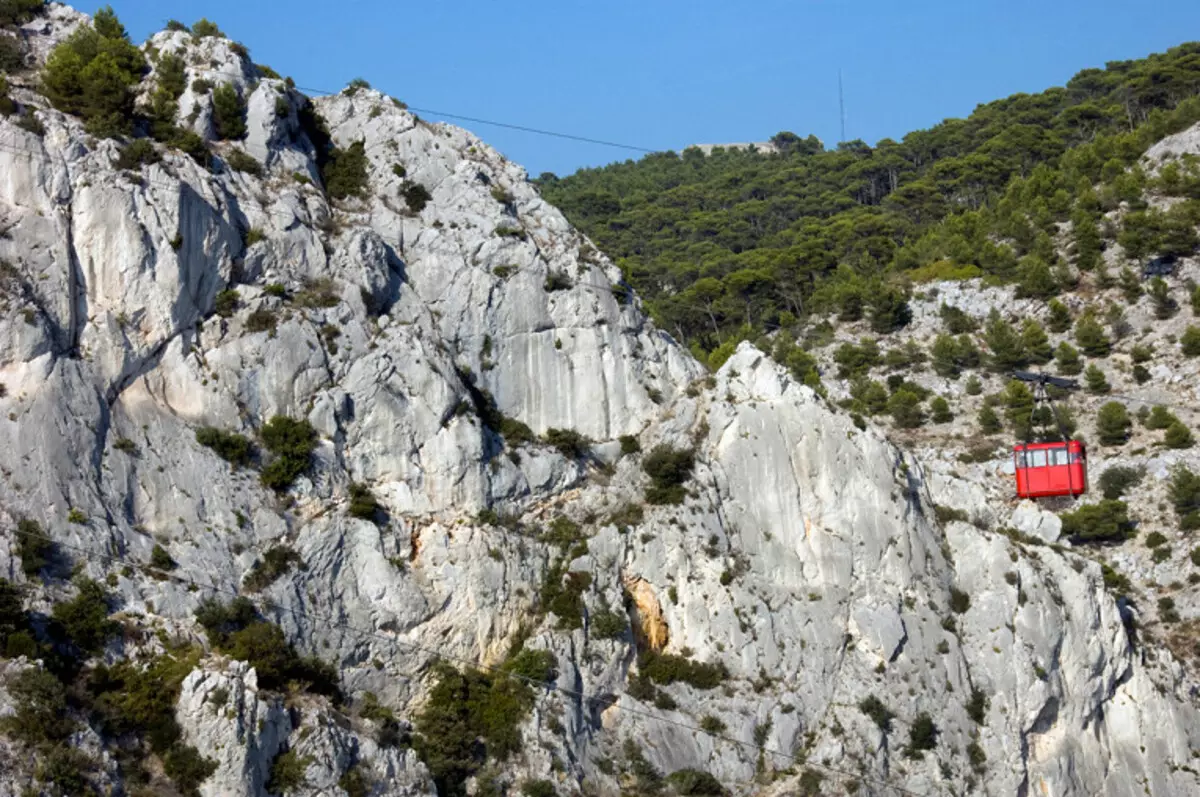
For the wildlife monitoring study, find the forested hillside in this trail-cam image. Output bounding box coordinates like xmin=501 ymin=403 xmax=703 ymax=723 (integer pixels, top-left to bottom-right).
xmin=537 ymin=43 xmax=1200 ymax=365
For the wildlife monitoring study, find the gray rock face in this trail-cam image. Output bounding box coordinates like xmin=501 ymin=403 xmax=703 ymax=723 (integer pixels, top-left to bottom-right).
xmin=1 ymin=8 xmax=1199 ymax=797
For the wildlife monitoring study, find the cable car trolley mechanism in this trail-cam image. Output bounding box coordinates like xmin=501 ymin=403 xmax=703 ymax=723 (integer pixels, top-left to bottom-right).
xmin=1010 ymin=370 xmax=1087 ymax=500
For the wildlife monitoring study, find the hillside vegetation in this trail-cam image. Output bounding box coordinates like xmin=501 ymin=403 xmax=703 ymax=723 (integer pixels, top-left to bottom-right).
xmin=538 ymin=43 xmax=1200 ymax=364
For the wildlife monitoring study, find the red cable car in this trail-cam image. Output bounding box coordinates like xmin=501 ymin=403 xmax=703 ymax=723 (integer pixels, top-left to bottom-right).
xmin=1013 ymin=440 xmax=1087 ymax=498
xmin=1010 ymin=370 xmax=1088 ymax=500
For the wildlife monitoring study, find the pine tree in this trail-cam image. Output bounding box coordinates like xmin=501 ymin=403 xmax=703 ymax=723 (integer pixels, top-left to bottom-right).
xmin=212 ymin=83 xmax=247 ymax=140
xmin=1016 ymin=255 xmax=1058 ymax=299
xmin=887 ymin=390 xmax=925 ymax=429
xmin=1071 ymin=207 xmax=1102 ymax=272
xmin=1147 ymin=278 xmax=1178 ymax=319
xmin=1192 ymin=284 xmax=1200 ymax=316
xmin=1055 ymin=342 xmax=1083 ymax=375
xmin=1074 ymin=311 xmax=1111 ymax=357
xmin=1146 ymin=406 xmax=1179 ymax=430
xmin=984 ymin=310 xmax=1027 ymax=372
xmin=1021 ymin=320 xmax=1053 ymax=364
xmin=1118 ymin=268 xmax=1142 ymax=304
xmin=1181 ymin=326 xmax=1200 ymax=357
xmin=978 ymin=404 xmax=1002 ymax=434
xmin=1084 ymin=364 xmax=1111 ymax=394
xmin=931 ymin=334 xmax=961 ymax=378
xmin=1096 ymin=402 xmax=1132 ymax=446
xmin=1133 ymin=365 xmax=1151 ymax=384
xmin=1046 ymin=299 xmax=1072 ymax=333
xmin=965 ymin=375 xmax=983 ymax=396
xmin=930 ymin=397 xmax=953 ymax=424
xmin=1165 ymin=422 xmax=1195 ymax=450
xmin=999 ymin=381 xmax=1036 ymax=439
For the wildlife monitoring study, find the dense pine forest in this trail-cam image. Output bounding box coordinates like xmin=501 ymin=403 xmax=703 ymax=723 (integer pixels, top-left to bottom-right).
xmin=536 ymin=43 xmax=1200 ymax=366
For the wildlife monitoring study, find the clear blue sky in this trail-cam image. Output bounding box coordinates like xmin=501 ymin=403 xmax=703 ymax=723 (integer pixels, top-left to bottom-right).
xmin=109 ymin=0 xmax=1200 ymax=177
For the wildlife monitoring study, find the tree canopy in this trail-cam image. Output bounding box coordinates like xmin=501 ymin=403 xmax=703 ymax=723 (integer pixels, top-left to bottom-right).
xmin=537 ymin=42 xmax=1200 ymax=358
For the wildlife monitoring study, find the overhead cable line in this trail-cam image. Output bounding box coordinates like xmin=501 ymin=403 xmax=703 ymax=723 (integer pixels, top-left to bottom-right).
xmin=9 ymin=525 xmax=932 ymax=797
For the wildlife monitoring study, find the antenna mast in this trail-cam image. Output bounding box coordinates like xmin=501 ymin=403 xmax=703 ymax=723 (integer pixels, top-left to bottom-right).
xmin=838 ymin=69 xmax=846 ymax=144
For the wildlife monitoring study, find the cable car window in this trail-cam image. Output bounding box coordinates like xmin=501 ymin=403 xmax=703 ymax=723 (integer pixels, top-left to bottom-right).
xmin=1014 ymin=451 xmax=1026 ymax=468
xmin=1028 ymin=450 xmax=1048 ymax=468
xmin=1049 ymin=448 xmax=1070 ymax=466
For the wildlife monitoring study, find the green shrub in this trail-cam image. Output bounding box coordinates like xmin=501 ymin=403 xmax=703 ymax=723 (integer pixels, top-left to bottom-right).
xmin=323 ymin=140 xmax=369 ymax=199
xmin=833 ymin=338 xmax=881 ymax=378
xmin=414 ymin=660 xmax=542 ymax=797
xmin=495 ymin=225 xmax=526 ymax=239
xmin=1021 ymin=319 xmax=1053 ymax=363
xmin=163 ymin=745 xmax=218 ymax=796
xmin=949 ymin=587 xmax=970 ymax=613
xmin=1181 ymin=326 xmax=1200 ymax=357
xmin=171 ymin=129 xmax=211 ymax=166
xmin=146 ymin=51 xmax=186 ymax=140
xmin=1096 ymin=402 xmax=1132 ymax=446
xmin=521 ymin=779 xmax=556 ymax=797
xmin=666 ymin=768 xmax=725 ymax=796
xmin=40 ymin=7 xmax=146 ymax=137
xmin=0 ymin=578 xmax=29 ymax=646
xmin=544 ymin=428 xmax=590 ymax=459
xmin=259 ymin=415 xmax=318 ymax=491
xmin=858 ymin=694 xmax=895 ymax=732
xmin=2 ymin=667 xmax=75 ymax=743
xmin=1165 ymin=421 xmax=1195 ymax=449
xmin=1060 ymin=500 xmax=1134 ymax=543
xmin=698 ymin=714 xmax=726 ymax=734
xmin=242 ymin=545 xmax=306 ymax=592
xmin=1098 ymin=466 xmax=1144 ymax=500
xmin=0 ymin=73 xmax=14 ymax=116
xmin=195 ymin=426 xmax=253 ymax=466
xmin=15 ymin=518 xmax=54 ymax=577
xmin=402 ymin=182 xmax=432 ymax=212
xmin=977 ymin=404 xmax=1002 ymax=434
xmin=590 ymin=606 xmax=628 ymax=639
xmin=225 ymin=148 xmax=262 ymax=176
xmin=211 ymin=83 xmax=247 ymax=140
xmin=114 ymin=138 xmax=161 ymax=170
xmin=904 ymin=712 xmax=938 ymax=758
xmin=150 ymin=544 xmax=176 ymax=571
xmin=1145 ymin=531 xmax=1168 ymax=548
xmin=1046 ymin=299 xmax=1072 ymax=332
xmin=887 ymin=389 xmax=925 ymax=428
xmin=637 ymin=650 xmax=727 ymax=690
xmin=195 ymin=600 xmax=339 ymax=698
xmin=544 ymin=271 xmax=573 ymax=291
xmin=267 ymin=750 xmax=312 ymax=794
xmin=1146 ymin=405 xmax=1179 ymax=430
xmin=619 ymin=434 xmax=641 ymax=455
xmin=52 ymin=577 xmax=118 ymax=655
xmin=1132 ymin=364 xmax=1152 ymax=384
xmin=191 ymin=18 xmax=223 ymax=37
xmin=1083 ymin=364 xmax=1110 ymax=394
xmin=348 ymin=483 xmax=382 ymax=522
xmin=607 ymin=503 xmax=644 ymax=530
xmin=966 ymin=688 xmax=989 ymax=725
xmin=1074 ymin=311 xmax=1111 ymax=357
xmin=1054 ymin=342 xmax=1082 ymax=375
xmin=0 ymin=0 xmax=44 ymax=26
xmin=539 ymin=564 xmax=591 ymax=629
xmin=213 ymin=288 xmax=239 ymax=317
xmin=642 ymin=444 xmax=695 ymax=505
xmin=1169 ymin=465 xmax=1200 ymax=530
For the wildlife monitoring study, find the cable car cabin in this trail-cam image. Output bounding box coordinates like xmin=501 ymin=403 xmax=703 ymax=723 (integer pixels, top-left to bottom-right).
xmin=1013 ymin=441 xmax=1087 ymax=499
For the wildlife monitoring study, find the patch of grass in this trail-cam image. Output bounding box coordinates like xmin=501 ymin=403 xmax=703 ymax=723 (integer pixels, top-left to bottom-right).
xmin=245 ymin=307 xmax=278 ymax=334
xmin=348 ymin=483 xmax=383 ymax=523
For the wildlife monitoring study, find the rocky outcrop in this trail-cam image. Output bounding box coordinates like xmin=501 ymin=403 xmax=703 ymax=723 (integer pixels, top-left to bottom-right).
xmin=1 ymin=7 xmax=1199 ymax=797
